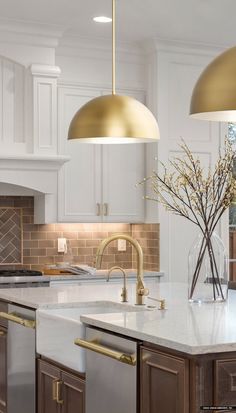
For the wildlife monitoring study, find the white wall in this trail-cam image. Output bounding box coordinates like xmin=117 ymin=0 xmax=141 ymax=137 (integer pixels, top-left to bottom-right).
xmin=145 ymin=41 xmax=229 ymax=281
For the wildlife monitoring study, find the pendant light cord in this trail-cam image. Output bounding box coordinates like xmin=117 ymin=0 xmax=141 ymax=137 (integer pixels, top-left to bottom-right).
xmin=112 ymin=0 xmax=116 ymax=95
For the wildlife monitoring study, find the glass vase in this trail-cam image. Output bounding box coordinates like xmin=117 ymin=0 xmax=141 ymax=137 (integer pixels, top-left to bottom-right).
xmin=188 ymin=231 xmax=228 ymax=303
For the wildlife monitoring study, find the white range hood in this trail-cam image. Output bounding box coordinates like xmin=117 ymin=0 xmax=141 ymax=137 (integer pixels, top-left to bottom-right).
xmin=0 ymin=154 xmax=70 ymax=223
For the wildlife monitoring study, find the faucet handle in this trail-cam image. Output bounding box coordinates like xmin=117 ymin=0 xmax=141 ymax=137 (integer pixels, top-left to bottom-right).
xmin=137 ymin=287 xmax=149 ymax=297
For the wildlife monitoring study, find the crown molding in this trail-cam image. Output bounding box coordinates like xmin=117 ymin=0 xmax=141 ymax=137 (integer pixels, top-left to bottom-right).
xmin=0 ymin=18 xmax=65 ymax=48
xmin=142 ymin=37 xmax=231 ymax=57
xmin=57 ymin=79 xmax=145 ymax=94
xmin=56 ymin=32 xmax=145 ymax=64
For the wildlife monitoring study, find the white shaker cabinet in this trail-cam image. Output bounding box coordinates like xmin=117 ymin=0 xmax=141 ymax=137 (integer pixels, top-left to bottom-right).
xmin=57 ymin=86 xmax=145 ymax=223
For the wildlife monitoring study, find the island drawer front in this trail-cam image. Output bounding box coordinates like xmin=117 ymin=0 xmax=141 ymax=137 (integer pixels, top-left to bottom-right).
xmin=140 ymin=346 xmax=189 ymax=413
xmin=214 ymin=358 xmax=236 ymax=405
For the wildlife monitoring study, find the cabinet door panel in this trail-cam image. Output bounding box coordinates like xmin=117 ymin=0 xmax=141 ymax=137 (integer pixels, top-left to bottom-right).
xmin=214 ymin=359 xmax=236 ymax=405
xmin=61 ymin=371 xmax=85 ymax=413
xmin=102 ymin=144 xmax=145 ymax=222
xmin=141 ymin=347 xmax=189 ymax=413
xmin=58 ymin=87 xmax=102 ymax=222
xmin=37 ymin=359 xmax=61 ymax=413
xmin=0 ymin=328 xmax=7 ymax=413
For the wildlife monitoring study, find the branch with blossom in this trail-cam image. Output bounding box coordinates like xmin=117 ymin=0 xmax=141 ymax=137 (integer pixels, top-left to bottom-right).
xmin=139 ymin=139 xmax=236 ymax=300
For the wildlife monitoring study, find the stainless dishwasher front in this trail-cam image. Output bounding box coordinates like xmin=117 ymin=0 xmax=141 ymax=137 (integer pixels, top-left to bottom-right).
xmin=0 ymin=303 xmax=36 ymax=413
xmin=84 ymin=326 xmax=138 ymax=413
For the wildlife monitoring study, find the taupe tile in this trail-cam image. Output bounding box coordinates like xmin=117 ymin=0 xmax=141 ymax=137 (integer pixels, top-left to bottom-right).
xmin=30 ymin=248 xmax=47 ymax=257
xmin=38 ymin=240 xmax=55 ymax=248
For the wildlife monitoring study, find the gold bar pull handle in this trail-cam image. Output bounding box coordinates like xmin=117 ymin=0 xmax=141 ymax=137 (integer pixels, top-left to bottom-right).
xmin=52 ymin=380 xmax=63 ymax=405
xmin=96 ymin=203 xmax=101 ymax=216
xmin=0 ymin=330 xmax=6 ymax=337
xmin=74 ymin=338 xmax=136 ymax=366
xmin=56 ymin=381 xmax=63 ymax=405
xmin=0 ymin=312 xmax=36 ymax=329
xmin=52 ymin=379 xmax=58 ymax=401
xmin=103 ymin=203 xmax=108 ymax=216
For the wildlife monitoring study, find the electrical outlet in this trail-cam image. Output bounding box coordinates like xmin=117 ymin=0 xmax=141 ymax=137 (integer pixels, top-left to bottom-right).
xmin=58 ymin=238 xmax=67 ymax=253
xmin=118 ymin=239 xmax=126 ymax=252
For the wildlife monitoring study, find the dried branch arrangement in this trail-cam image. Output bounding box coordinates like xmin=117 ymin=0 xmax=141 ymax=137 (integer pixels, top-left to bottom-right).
xmin=140 ymin=139 xmax=236 ymax=300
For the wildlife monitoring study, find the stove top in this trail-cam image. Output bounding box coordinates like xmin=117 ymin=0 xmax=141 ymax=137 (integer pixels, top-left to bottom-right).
xmin=0 ymin=270 xmax=43 ymax=277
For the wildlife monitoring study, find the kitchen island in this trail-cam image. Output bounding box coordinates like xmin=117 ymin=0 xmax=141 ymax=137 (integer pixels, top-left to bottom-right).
xmin=0 ymin=282 xmax=236 ymax=412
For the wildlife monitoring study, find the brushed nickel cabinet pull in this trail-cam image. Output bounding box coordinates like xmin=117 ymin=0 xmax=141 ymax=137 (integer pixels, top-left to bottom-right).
xmin=74 ymin=338 xmax=136 ymax=366
xmin=96 ymin=203 xmax=101 ymax=216
xmin=103 ymin=203 xmax=108 ymax=216
xmin=0 ymin=312 xmax=36 ymax=329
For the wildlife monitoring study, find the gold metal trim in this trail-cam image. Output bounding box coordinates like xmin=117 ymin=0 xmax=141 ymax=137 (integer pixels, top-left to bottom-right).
xmin=52 ymin=380 xmax=63 ymax=404
xmin=52 ymin=379 xmax=57 ymax=401
xmin=74 ymin=338 xmax=136 ymax=366
xmin=0 ymin=312 xmax=36 ymax=329
xmin=107 ymin=266 xmax=128 ymax=302
xmin=190 ymin=46 xmax=236 ymax=121
xmin=96 ymin=203 xmax=101 ymax=216
xmin=56 ymin=381 xmax=63 ymax=405
xmin=96 ymin=233 xmax=149 ymax=305
xmin=68 ymin=0 xmax=159 ymax=143
xmin=103 ymin=203 xmax=108 ymax=216
xmin=147 ymin=296 xmax=166 ymax=310
xmin=112 ymin=0 xmax=115 ymax=95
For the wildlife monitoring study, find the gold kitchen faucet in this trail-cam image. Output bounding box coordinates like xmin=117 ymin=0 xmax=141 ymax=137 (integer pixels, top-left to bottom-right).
xmin=96 ymin=234 xmax=149 ymax=305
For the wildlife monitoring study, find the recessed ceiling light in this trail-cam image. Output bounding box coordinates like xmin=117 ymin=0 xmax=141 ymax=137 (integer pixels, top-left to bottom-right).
xmin=93 ymin=16 xmax=112 ymax=23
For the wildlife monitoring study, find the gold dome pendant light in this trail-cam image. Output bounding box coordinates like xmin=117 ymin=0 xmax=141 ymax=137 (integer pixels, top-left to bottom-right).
xmin=190 ymin=46 xmax=236 ymax=121
xmin=68 ymin=0 xmax=160 ymax=143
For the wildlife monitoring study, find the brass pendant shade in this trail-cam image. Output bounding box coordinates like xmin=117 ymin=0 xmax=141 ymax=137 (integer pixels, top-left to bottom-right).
xmin=190 ymin=46 xmax=236 ymax=121
xmin=68 ymin=94 xmax=160 ymax=143
xmin=68 ymin=0 xmax=159 ymax=143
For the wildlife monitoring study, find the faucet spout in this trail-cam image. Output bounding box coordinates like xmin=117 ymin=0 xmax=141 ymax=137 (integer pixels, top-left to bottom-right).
xmin=107 ymin=266 xmax=128 ymax=302
xmin=95 ymin=233 xmax=148 ymax=305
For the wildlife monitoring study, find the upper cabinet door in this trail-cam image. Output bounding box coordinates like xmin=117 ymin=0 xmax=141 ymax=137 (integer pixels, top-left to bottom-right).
xmin=57 ymin=86 xmax=146 ymax=223
xmin=58 ymin=87 xmax=102 ymax=222
xmin=102 ymin=143 xmax=145 ymax=223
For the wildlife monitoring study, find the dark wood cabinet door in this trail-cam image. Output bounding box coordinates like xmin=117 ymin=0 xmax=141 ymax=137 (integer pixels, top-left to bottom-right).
xmin=0 ymin=328 xmax=7 ymax=413
xmin=140 ymin=346 xmax=189 ymax=413
xmin=214 ymin=358 xmax=236 ymax=406
xmin=61 ymin=371 xmax=85 ymax=413
xmin=37 ymin=359 xmax=61 ymax=413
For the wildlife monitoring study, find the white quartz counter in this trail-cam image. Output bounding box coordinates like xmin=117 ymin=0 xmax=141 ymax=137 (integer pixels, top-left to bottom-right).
xmin=1 ymin=281 xmax=236 ymax=355
xmin=0 ymin=278 xmax=158 ymax=309
xmin=81 ymin=283 xmax=236 ymax=355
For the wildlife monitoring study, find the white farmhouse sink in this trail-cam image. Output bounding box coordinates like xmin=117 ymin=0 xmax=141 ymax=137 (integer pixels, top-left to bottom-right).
xmin=36 ymin=301 xmax=142 ymax=373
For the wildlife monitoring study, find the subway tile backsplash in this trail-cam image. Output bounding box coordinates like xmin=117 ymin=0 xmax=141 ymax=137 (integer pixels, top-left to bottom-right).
xmin=0 ymin=196 xmax=160 ymax=272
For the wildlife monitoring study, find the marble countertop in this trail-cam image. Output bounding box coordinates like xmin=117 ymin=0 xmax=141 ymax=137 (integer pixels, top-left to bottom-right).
xmin=81 ymin=283 xmax=236 ymax=355
xmin=0 ymin=278 xmax=159 ymax=309
xmin=1 ymin=280 xmax=236 ymax=355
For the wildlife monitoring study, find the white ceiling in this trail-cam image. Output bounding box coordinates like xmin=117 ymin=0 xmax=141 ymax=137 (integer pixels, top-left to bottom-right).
xmin=0 ymin=0 xmax=235 ymax=47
